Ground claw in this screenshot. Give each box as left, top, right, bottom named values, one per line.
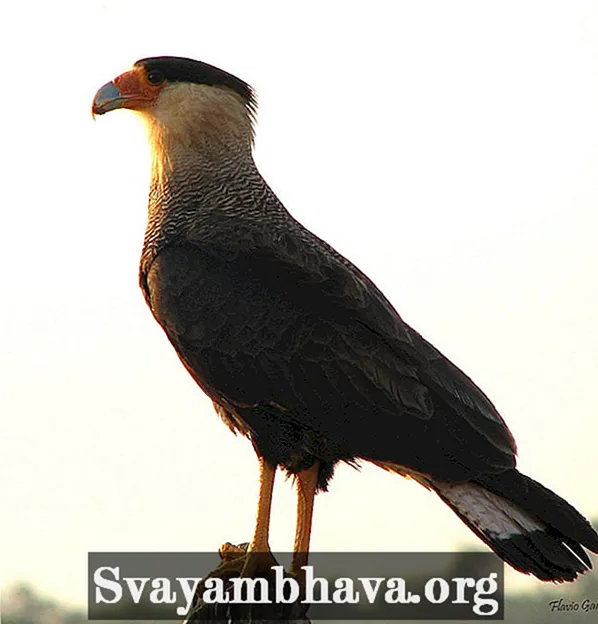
left=240, top=549, right=279, bottom=578
left=219, top=541, right=247, bottom=561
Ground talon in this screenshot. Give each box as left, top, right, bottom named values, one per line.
left=240, top=549, right=279, bottom=578
left=219, top=541, right=247, bottom=561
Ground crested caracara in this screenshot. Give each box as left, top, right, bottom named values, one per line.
left=92, top=56, right=598, bottom=581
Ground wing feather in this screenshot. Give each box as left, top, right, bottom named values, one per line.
left=143, top=225, right=516, bottom=480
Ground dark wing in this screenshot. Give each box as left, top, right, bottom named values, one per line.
left=142, top=223, right=516, bottom=481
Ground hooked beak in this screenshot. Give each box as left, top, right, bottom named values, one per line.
left=92, top=81, right=126, bottom=116
left=92, top=67, right=160, bottom=117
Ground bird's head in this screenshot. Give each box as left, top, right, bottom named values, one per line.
left=92, top=57, right=257, bottom=169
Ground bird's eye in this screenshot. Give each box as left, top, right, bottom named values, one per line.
left=147, top=70, right=165, bottom=86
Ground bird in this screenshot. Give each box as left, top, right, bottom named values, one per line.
left=92, top=56, right=598, bottom=583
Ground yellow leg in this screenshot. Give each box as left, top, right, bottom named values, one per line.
left=248, top=456, right=276, bottom=553
left=290, top=463, right=320, bottom=577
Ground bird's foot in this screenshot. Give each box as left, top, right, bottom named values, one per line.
left=217, top=541, right=279, bottom=577
left=184, top=543, right=310, bottom=623
left=218, top=541, right=248, bottom=562
left=289, top=560, right=308, bottom=587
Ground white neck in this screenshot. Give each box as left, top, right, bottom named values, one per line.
left=137, top=82, right=255, bottom=185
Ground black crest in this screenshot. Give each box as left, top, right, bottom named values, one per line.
left=135, top=56, right=257, bottom=114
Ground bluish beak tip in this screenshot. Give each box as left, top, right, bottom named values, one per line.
left=92, top=81, right=125, bottom=116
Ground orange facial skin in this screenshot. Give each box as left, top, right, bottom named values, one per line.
left=113, top=67, right=164, bottom=110
left=92, top=66, right=165, bottom=115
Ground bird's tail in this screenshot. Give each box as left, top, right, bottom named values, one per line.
left=431, top=469, right=598, bottom=582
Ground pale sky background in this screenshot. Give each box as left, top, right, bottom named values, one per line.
left=2, top=0, right=598, bottom=610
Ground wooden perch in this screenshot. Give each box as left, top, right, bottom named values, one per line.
left=183, top=543, right=311, bottom=624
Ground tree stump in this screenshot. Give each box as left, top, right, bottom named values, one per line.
left=183, top=543, right=311, bottom=624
